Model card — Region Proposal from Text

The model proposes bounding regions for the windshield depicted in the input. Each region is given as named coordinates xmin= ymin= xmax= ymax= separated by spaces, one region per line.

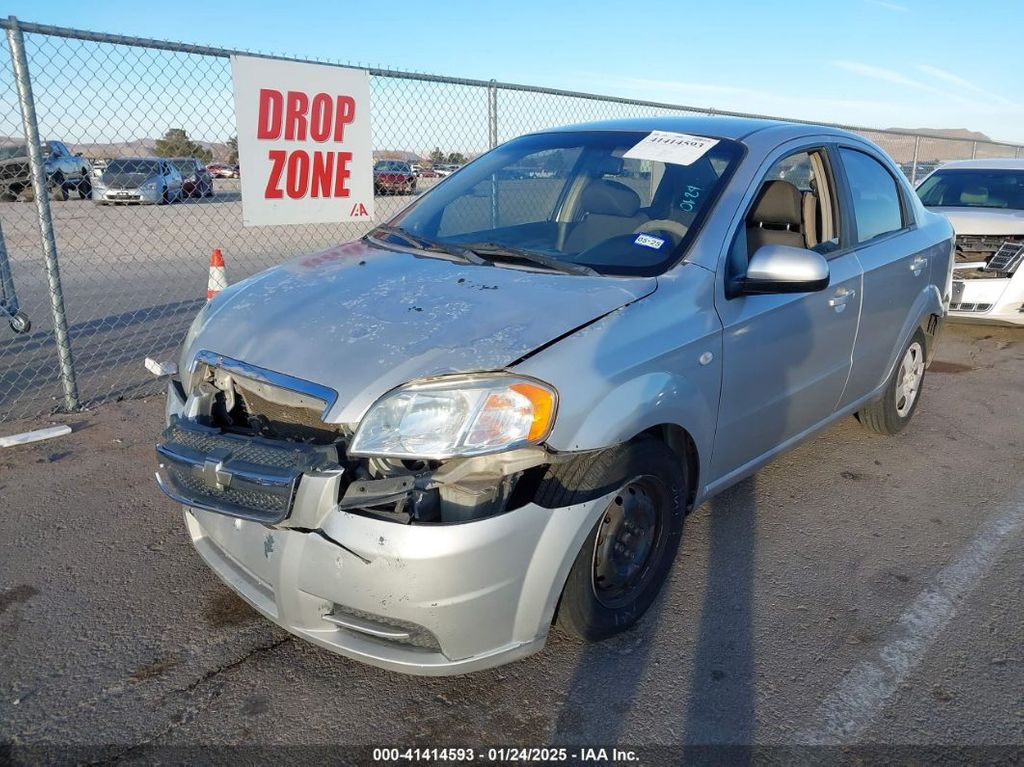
xmin=385 ymin=130 xmax=743 ymax=276
xmin=375 ymin=161 xmax=410 ymax=172
xmin=918 ymin=168 xmax=1024 ymax=211
xmin=105 ymin=159 xmax=160 ymax=176
xmin=170 ymin=160 xmax=196 ymax=175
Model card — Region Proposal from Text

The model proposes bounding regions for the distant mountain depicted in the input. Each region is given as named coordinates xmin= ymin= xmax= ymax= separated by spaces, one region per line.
xmin=887 ymin=127 xmax=993 ymax=142
xmin=0 ymin=135 xmax=232 ymax=161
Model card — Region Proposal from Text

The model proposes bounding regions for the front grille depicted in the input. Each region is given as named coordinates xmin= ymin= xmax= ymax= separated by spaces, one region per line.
xmin=168 ymin=463 xmax=291 ymax=515
xmin=165 ymin=418 xmax=333 ymax=472
xmin=156 ymin=417 xmax=341 ymax=523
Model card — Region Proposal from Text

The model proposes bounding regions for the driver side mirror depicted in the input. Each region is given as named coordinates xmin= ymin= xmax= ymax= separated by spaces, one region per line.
xmin=740 ymin=244 xmax=830 ymax=295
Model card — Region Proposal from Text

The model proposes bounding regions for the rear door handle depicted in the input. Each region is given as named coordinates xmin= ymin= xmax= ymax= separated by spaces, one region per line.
xmin=910 ymin=255 xmax=928 ymax=275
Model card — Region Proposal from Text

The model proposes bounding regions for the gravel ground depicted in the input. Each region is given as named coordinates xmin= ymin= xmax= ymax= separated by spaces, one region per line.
xmin=0 ymin=322 xmax=1022 ymax=761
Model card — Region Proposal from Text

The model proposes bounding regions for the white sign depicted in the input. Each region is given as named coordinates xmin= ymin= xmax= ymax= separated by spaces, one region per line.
xmin=231 ymin=55 xmax=374 ymax=226
xmin=623 ymin=131 xmax=719 ymax=167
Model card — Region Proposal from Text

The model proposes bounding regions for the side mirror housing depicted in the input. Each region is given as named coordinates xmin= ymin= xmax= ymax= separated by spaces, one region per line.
xmin=740 ymin=244 xmax=830 ymax=295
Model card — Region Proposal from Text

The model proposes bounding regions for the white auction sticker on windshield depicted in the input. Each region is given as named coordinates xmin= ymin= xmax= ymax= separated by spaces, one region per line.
xmin=623 ymin=131 xmax=718 ymax=166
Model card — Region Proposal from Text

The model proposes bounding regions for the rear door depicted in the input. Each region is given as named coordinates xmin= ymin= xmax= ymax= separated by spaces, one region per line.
xmin=710 ymin=142 xmax=863 ymax=480
xmin=832 ymin=145 xmax=924 ymax=406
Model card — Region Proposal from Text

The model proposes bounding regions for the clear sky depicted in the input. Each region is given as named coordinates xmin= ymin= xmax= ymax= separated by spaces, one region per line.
xmin=5 ymin=0 xmax=1023 ymax=143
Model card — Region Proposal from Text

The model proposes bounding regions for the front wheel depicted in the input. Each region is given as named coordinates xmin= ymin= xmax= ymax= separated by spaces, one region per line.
xmin=856 ymin=329 xmax=927 ymax=435
xmin=542 ymin=438 xmax=688 ymax=641
xmin=78 ymin=178 xmax=92 ymax=199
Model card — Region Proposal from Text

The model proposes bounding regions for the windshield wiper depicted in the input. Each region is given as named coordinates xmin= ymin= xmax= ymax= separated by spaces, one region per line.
xmin=458 ymin=241 xmax=599 ymax=276
xmin=368 ymin=225 xmax=488 ymax=265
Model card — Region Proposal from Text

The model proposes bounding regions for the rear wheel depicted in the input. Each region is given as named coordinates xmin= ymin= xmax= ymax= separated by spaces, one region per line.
xmin=856 ymin=329 xmax=927 ymax=435
xmin=541 ymin=438 xmax=688 ymax=641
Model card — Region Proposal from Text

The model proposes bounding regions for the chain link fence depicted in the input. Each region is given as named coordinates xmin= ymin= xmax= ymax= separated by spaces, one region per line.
xmin=1 ymin=17 xmax=1021 ymax=422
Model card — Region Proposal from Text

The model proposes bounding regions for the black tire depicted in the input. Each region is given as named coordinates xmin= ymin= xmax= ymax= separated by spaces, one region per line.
xmin=856 ymin=328 xmax=927 ymax=435
xmin=78 ymin=178 xmax=92 ymax=199
xmin=542 ymin=438 xmax=688 ymax=641
xmin=49 ymin=174 xmax=68 ymax=201
xmin=161 ymin=186 xmax=169 ymax=205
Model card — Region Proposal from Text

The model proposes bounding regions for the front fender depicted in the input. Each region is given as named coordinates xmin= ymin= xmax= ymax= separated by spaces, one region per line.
xmin=546 ymin=371 xmax=717 ymax=482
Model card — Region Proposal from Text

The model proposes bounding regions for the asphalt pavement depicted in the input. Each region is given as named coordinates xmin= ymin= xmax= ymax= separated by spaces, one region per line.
xmin=0 ymin=322 xmax=1021 ymax=761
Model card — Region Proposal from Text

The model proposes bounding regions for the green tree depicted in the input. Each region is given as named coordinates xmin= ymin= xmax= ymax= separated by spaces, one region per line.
xmin=447 ymin=151 xmax=466 ymax=165
xmin=154 ymin=128 xmax=212 ymax=162
xmin=429 ymin=147 xmax=446 ymax=164
xmin=226 ymin=135 xmax=238 ymax=164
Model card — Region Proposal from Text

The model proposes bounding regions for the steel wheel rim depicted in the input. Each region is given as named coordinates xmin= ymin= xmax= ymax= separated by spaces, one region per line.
xmin=895 ymin=341 xmax=924 ymax=417
xmin=591 ymin=474 xmax=668 ymax=609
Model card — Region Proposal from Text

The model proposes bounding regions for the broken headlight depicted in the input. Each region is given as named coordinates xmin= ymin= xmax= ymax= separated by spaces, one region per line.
xmin=349 ymin=375 xmax=557 ymax=460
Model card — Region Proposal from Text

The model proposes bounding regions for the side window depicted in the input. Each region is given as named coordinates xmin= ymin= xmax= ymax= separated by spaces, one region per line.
xmin=839 ymin=148 xmax=904 ymax=243
xmin=742 ymin=148 xmax=841 ymax=263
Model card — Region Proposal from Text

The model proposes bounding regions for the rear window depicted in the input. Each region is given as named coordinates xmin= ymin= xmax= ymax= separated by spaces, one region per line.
xmin=917 ymin=168 xmax=1024 ymax=211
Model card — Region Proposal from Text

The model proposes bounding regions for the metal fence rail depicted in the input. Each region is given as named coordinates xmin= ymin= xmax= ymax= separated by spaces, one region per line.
xmin=1 ymin=16 xmax=1021 ymax=421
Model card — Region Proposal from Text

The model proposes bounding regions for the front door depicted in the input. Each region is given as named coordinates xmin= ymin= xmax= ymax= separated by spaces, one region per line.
xmin=710 ymin=146 xmax=863 ymax=482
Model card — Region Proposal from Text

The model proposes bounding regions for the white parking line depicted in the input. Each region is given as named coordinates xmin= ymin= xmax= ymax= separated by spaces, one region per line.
xmin=798 ymin=481 xmax=1024 ymax=744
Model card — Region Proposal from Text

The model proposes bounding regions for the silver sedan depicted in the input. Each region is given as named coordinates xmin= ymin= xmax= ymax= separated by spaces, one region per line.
xmin=158 ymin=116 xmax=953 ymax=674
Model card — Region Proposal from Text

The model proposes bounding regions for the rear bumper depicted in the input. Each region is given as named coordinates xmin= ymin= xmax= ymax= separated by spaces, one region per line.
xmin=182 ymin=491 xmax=607 ymax=675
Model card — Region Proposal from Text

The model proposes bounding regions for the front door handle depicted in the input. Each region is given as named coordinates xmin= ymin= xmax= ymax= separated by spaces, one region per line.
xmin=828 ymin=287 xmax=856 ymax=310
xmin=910 ymin=255 xmax=928 ymax=276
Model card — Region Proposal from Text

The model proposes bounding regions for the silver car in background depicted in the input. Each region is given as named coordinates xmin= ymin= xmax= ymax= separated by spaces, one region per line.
xmin=157 ymin=116 xmax=953 ymax=675
xmin=917 ymin=158 xmax=1024 ymax=325
xmin=93 ymin=157 xmax=183 ymax=204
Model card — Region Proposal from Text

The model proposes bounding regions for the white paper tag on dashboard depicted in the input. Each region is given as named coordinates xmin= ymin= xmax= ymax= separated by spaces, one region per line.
xmin=634 ymin=233 xmax=666 ymax=249
xmin=623 ymin=131 xmax=719 ymax=166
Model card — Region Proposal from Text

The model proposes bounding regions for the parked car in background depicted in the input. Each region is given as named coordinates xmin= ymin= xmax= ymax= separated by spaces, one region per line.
xmin=207 ymin=162 xmax=239 ymax=179
xmin=917 ymin=158 xmax=1024 ymax=325
xmin=434 ymin=163 xmax=462 ymax=177
xmin=0 ymin=140 xmax=91 ymax=201
xmin=170 ymin=157 xmax=214 ymax=198
xmin=158 ymin=116 xmax=952 ymax=675
xmin=373 ymin=160 xmax=417 ymax=195
xmin=417 ymin=166 xmax=440 ymax=178
xmin=93 ymin=157 xmax=183 ymax=205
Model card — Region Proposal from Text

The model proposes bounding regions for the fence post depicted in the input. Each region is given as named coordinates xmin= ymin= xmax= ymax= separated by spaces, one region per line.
xmin=1016 ymin=146 xmax=1021 ymax=159
xmin=487 ymin=79 xmax=498 ymax=149
xmin=6 ymin=16 xmax=79 ymax=411
xmin=910 ymin=135 xmax=920 ymax=186
xmin=488 ymin=80 xmax=498 ymax=228
xmin=971 ymin=141 xmax=977 ymax=159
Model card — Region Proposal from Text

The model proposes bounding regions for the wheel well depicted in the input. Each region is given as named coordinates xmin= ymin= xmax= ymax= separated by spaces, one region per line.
xmin=922 ymin=312 xmax=941 ymax=362
xmin=641 ymin=424 xmax=699 ymax=513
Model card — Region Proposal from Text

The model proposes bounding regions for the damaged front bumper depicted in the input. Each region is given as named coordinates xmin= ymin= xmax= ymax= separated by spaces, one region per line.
xmin=182 ymin=493 xmax=606 ymax=675
xmin=157 ymin=374 xmax=606 ymax=675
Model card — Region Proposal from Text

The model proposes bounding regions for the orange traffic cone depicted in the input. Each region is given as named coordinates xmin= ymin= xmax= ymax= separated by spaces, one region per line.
xmin=207 ymin=248 xmax=227 ymax=300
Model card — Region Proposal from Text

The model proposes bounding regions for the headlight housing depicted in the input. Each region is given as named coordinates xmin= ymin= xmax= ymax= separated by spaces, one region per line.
xmin=141 ymin=180 xmax=158 ymax=192
xmin=350 ymin=375 xmax=557 ymax=460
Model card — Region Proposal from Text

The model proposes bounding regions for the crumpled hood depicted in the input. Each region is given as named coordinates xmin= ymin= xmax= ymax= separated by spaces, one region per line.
xmin=184 ymin=239 xmax=656 ymax=424
xmin=931 ymin=207 xmax=1024 ymax=236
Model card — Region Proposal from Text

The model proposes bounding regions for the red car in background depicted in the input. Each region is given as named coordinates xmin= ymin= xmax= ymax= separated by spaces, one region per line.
xmin=373 ymin=160 xmax=416 ymax=195
xmin=207 ymin=162 xmax=239 ymax=179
